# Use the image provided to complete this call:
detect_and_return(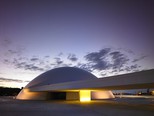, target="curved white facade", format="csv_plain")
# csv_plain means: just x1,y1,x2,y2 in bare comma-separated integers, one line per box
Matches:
17,67,115,101
25,67,97,88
